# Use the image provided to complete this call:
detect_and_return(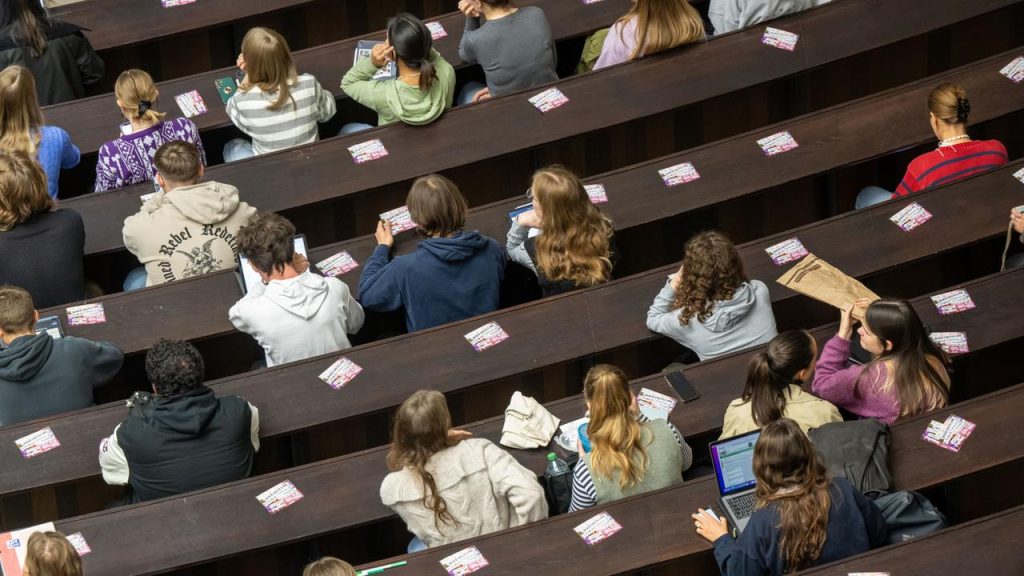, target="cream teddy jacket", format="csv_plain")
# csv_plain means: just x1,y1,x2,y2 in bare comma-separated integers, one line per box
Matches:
380,438,548,548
